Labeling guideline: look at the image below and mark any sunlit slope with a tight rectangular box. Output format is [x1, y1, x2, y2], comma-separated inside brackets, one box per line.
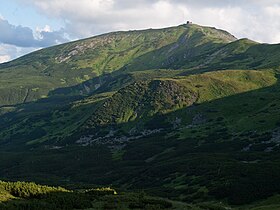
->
[0, 24, 238, 106]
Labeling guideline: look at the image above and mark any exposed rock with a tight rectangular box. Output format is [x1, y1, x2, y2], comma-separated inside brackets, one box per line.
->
[55, 35, 117, 63]
[192, 113, 207, 125]
[76, 129, 163, 151]
[242, 128, 280, 152]
[172, 117, 182, 128]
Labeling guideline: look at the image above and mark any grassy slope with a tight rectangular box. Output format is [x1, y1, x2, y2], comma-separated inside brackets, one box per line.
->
[0, 25, 187, 106]
[0, 23, 239, 106]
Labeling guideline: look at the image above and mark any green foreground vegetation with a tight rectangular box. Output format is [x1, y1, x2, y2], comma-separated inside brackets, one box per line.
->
[0, 180, 174, 209]
[1, 180, 280, 210]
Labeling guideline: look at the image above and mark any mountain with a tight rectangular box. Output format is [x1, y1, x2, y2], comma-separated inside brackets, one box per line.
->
[1, 23, 280, 209]
[0, 23, 266, 106]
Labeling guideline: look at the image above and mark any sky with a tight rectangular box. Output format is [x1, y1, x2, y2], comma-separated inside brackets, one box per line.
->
[0, 0, 280, 63]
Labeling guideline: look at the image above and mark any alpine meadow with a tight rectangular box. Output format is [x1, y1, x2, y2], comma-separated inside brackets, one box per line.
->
[1, 21, 280, 210]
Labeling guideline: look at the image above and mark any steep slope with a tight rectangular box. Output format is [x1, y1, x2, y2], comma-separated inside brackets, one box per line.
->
[120, 24, 237, 72]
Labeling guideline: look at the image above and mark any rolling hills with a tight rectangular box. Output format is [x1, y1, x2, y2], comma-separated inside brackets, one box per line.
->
[1, 23, 280, 209]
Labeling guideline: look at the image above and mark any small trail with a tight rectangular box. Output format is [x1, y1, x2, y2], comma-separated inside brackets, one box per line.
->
[22, 88, 30, 103]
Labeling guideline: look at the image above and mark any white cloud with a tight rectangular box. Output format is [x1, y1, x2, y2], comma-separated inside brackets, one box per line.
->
[38, 25, 52, 33]
[0, 55, 11, 63]
[15, 0, 280, 43]
[0, 17, 68, 48]
[0, 43, 39, 63]
[35, 25, 52, 39]
[0, 44, 16, 63]
[18, 0, 188, 38]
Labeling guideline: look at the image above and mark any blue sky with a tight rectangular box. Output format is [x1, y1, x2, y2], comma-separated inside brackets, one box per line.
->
[0, 0, 280, 63]
[1, 1, 62, 30]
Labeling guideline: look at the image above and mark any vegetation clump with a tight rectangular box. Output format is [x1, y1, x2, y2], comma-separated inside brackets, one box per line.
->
[85, 187, 117, 196]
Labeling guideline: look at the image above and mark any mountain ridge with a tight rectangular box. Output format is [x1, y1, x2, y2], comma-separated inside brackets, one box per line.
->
[0, 23, 242, 106]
